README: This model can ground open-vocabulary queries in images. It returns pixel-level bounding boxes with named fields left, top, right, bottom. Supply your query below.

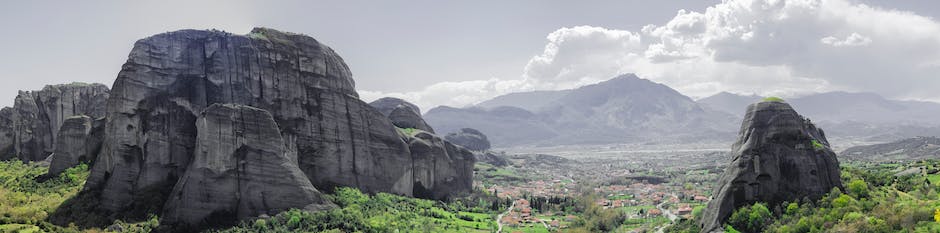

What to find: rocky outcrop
left=700, top=101, right=842, bottom=232
left=445, top=128, right=491, bottom=151
left=47, top=115, right=105, bottom=176
left=10, top=83, right=109, bottom=161
left=162, top=104, right=334, bottom=226
left=0, top=108, right=13, bottom=160
left=402, top=130, right=475, bottom=200
left=369, top=97, right=434, bottom=133
left=83, top=28, right=469, bottom=221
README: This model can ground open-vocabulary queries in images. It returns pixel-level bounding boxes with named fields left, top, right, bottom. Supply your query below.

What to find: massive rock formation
left=0, top=108, right=13, bottom=160
left=402, top=130, right=475, bottom=200
left=371, top=98, right=474, bottom=199
left=700, top=101, right=842, bottom=232
left=48, top=115, right=105, bottom=176
left=162, top=104, right=334, bottom=226
left=369, top=97, right=434, bottom=133
left=78, top=28, right=472, bottom=225
left=9, top=83, right=109, bottom=162
left=445, top=128, right=491, bottom=151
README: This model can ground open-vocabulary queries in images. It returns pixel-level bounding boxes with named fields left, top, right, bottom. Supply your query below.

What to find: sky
left=1, top=0, right=939, bottom=111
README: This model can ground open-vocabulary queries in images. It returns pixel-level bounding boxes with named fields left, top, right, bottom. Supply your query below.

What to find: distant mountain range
left=697, top=91, right=940, bottom=141
left=424, top=74, right=738, bottom=147
left=841, top=136, right=940, bottom=161
left=425, top=74, right=940, bottom=148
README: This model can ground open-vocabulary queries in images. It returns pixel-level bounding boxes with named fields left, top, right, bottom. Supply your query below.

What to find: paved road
left=654, top=194, right=679, bottom=233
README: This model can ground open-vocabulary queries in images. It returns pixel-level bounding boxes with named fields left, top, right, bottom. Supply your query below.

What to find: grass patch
left=811, top=139, right=826, bottom=150
left=397, top=127, right=421, bottom=137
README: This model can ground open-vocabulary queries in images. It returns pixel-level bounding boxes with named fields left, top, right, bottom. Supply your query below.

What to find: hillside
left=841, top=136, right=940, bottom=161
left=698, top=91, right=940, bottom=141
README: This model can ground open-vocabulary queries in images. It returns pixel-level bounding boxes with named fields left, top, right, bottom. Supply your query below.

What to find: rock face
left=402, top=130, right=475, bottom=200
left=444, top=128, right=491, bottom=151
left=0, top=108, right=13, bottom=160
left=81, top=28, right=470, bottom=224
left=48, top=115, right=105, bottom=176
left=9, top=83, right=109, bottom=162
left=369, top=97, right=434, bottom=133
left=162, top=104, right=334, bottom=226
left=700, top=101, right=842, bottom=232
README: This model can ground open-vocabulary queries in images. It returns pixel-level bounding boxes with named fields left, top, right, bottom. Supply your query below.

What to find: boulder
left=85, top=28, right=415, bottom=215
left=444, top=128, right=491, bottom=151
left=48, top=115, right=104, bottom=176
left=10, top=83, right=109, bottom=161
left=700, top=101, right=842, bottom=232
left=369, top=97, right=434, bottom=133
left=370, top=97, right=421, bottom=116
left=403, top=130, right=475, bottom=200
left=162, top=104, right=333, bottom=226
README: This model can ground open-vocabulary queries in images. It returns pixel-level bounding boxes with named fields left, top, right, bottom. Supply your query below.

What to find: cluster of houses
left=593, top=182, right=711, bottom=219
left=500, top=199, right=571, bottom=230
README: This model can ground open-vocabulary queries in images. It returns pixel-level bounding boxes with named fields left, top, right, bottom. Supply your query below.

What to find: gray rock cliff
left=80, top=28, right=469, bottom=223
left=700, top=101, right=842, bottom=232
left=48, top=115, right=105, bottom=176
left=0, top=108, right=13, bottom=160
left=161, top=104, right=334, bottom=226
left=10, top=83, right=109, bottom=162
left=402, top=130, right=475, bottom=200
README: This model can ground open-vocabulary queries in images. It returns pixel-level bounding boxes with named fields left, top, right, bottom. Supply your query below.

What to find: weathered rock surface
left=402, top=130, right=475, bottom=200
left=10, top=83, right=109, bottom=162
left=444, top=128, right=490, bottom=151
left=48, top=115, right=105, bottom=176
left=369, top=97, right=434, bottom=133
left=162, top=104, right=334, bottom=226
left=700, top=101, right=842, bottom=232
left=83, top=28, right=427, bottom=217
left=0, top=107, right=13, bottom=160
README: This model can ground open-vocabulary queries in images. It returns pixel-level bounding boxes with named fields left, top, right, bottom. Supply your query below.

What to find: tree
left=847, top=179, right=870, bottom=198
left=728, top=203, right=772, bottom=233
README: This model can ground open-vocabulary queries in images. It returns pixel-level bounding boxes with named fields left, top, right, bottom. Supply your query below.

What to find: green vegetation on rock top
left=762, top=96, right=785, bottom=102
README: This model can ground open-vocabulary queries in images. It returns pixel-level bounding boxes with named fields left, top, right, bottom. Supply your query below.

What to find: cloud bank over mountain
left=361, top=0, right=940, bottom=111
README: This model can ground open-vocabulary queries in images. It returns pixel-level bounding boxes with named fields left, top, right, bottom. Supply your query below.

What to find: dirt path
left=496, top=201, right=515, bottom=233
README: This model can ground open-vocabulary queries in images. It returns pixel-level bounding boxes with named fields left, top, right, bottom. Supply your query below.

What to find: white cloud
left=820, top=33, right=872, bottom=47
left=361, top=0, right=940, bottom=111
